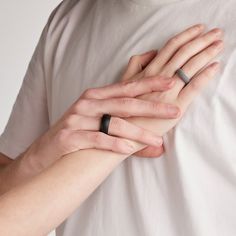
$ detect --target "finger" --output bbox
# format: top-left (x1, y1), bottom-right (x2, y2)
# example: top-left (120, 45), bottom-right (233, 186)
top-left (178, 62), bottom-right (220, 111)
top-left (109, 117), bottom-right (163, 146)
top-left (145, 24), bottom-right (205, 76)
top-left (160, 28), bottom-right (223, 77)
top-left (81, 75), bottom-right (176, 99)
top-left (75, 97), bottom-right (181, 119)
top-left (173, 40), bottom-right (224, 93)
top-left (122, 50), bottom-right (158, 81)
top-left (68, 130), bottom-right (136, 154)
top-left (134, 145), bottom-right (164, 158)
top-left (63, 115), bottom-right (162, 147)
top-left (62, 114), bottom-right (100, 131)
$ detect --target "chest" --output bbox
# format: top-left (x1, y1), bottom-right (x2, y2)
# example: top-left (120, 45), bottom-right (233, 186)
top-left (47, 0), bottom-right (236, 126)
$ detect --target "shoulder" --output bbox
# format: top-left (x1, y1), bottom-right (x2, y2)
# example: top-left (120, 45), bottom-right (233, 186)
top-left (46, 0), bottom-right (96, 36)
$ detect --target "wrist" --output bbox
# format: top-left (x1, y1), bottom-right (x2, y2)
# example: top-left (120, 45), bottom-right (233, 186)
top-left (21, 143), bottom-right (47, 175)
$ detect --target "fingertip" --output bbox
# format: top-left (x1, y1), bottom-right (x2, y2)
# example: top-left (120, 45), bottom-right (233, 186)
top-left (197, 23), bottom-right (206, 31)
top-left (208, 62), bottom-right (221, 76)
top-left (168, 105), bottom-right (181, 118)
top-left (210, 61), bottom-right (220, 70)
top-left (142, 49), bottom-right (158, 56)
top-left (191, 23), bottom-right (205, 32)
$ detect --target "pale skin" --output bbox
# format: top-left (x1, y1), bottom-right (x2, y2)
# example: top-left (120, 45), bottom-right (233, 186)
top-left (0, 24), bottom-right (224, 235)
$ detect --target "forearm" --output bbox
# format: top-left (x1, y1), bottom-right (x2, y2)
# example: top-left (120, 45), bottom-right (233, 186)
top-left (0, 150), bottom-right (42, 195)
top-left (0, 140), bottom-right (145, 236)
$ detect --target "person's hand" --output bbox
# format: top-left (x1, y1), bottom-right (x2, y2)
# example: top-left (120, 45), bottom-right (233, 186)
top-left (25, 73), bottom-right (181, 170)
top-left (121, 24), bottom-right (224, 157)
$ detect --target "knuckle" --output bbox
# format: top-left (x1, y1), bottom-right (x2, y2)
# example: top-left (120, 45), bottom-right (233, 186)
top-left (189, 79), bottom-right (201, 91)
top-left (149, 101), bottom-right (161, 111)
top-left (179, 44), bottom-right (190, 55)
top-left (118, 97), bottom-right (134, 106)
top-left (82, 88), bottom-right (96, 98)
top-left (121, 80), bottom-right (137, 97)
top-left (116, 98), bottom-right (136, 116)
top-left (89, 132), bottom-right (103, 144)
top-left (63, 114), bottom-right (76, 128)
top-left (73, 99), bottom-right (89, 113)
top-left (166, 36), bottom-right (180, 47)
top-left (111, 138), bottom-right (123, 151)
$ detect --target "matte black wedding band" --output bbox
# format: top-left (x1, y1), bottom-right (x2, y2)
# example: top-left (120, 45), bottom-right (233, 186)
top-left (99, 114), bottom-right (111, 134)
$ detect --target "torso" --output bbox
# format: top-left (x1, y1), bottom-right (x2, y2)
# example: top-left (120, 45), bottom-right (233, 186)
top-left (43, 0), bottom-right (236, 235)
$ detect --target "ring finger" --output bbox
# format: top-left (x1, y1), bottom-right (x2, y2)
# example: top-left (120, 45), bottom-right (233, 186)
top-left (64, 115), bottom-right (163, 147)
top-left (173, 39), bottom-right (224, 93)
top-left (159, 28), bottom-right (224, 77)
top-left (145, 24), bottom-right (205, 75)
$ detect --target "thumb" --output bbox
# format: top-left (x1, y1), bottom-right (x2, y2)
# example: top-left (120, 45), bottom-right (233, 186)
top-left (133, 145), bottom-right (164, 158)
top-left (122, 49), bottom-right (158, 82)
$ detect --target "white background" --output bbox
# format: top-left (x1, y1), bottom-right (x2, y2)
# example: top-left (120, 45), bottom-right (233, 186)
top-left (0, 1), bottom-right (62, 235)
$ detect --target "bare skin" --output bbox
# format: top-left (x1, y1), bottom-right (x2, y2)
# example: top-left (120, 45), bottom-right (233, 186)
top-left (0, 24), bottom-right (224, 235)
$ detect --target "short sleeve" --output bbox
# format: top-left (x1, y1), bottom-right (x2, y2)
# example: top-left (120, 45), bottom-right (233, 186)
top-left (0, 3), bottom-right (63, 160)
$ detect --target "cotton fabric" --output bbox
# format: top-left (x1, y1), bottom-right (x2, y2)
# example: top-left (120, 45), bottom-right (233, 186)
top-left (0, 0), bottom-right (236, 235)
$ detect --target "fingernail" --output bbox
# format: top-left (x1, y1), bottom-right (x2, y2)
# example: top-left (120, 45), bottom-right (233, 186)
top-left (151, 49), bottom-right (158, 53)
top-left (145, 49), bottom-right (157, 55)
top-left (212, 28), bottom-right (223, 37)
top-left (211, 62), bottom-right (220, 70)
top-left (168, 105), bottom-right (180, 116)
top-left (214, 40), bottom-right (224, 49)
top-left (195, 23), bottom-right (205, 31)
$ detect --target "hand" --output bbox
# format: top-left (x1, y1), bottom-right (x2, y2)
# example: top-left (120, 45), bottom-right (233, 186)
top-left (26, 73), bottom-right (181, 170)
top-left (122, 24), bottom-right (224, 157)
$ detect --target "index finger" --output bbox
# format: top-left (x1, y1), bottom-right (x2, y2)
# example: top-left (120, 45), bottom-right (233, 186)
top-left (81, 75), bottom-right (176, 99)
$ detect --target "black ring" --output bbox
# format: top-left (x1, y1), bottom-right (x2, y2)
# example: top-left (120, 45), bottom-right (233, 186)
top-left (99, 114), bottom-right (111, 134)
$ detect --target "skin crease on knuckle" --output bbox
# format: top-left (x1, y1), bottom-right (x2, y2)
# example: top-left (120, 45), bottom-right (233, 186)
top-left (118, 98), bottom-right (135, 110)
top-left (122, 80), bottom-right (139, 97)
top-left (82, 88), bottom-right (97, 99)
top-left (90, 132), bottom-right (104, 146)
top-left (73, 99), bottom-right (87, 113)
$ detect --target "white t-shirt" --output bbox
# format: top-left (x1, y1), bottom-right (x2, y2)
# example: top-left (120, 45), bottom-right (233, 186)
top-left (1, 0), bottom-right (236, 235)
